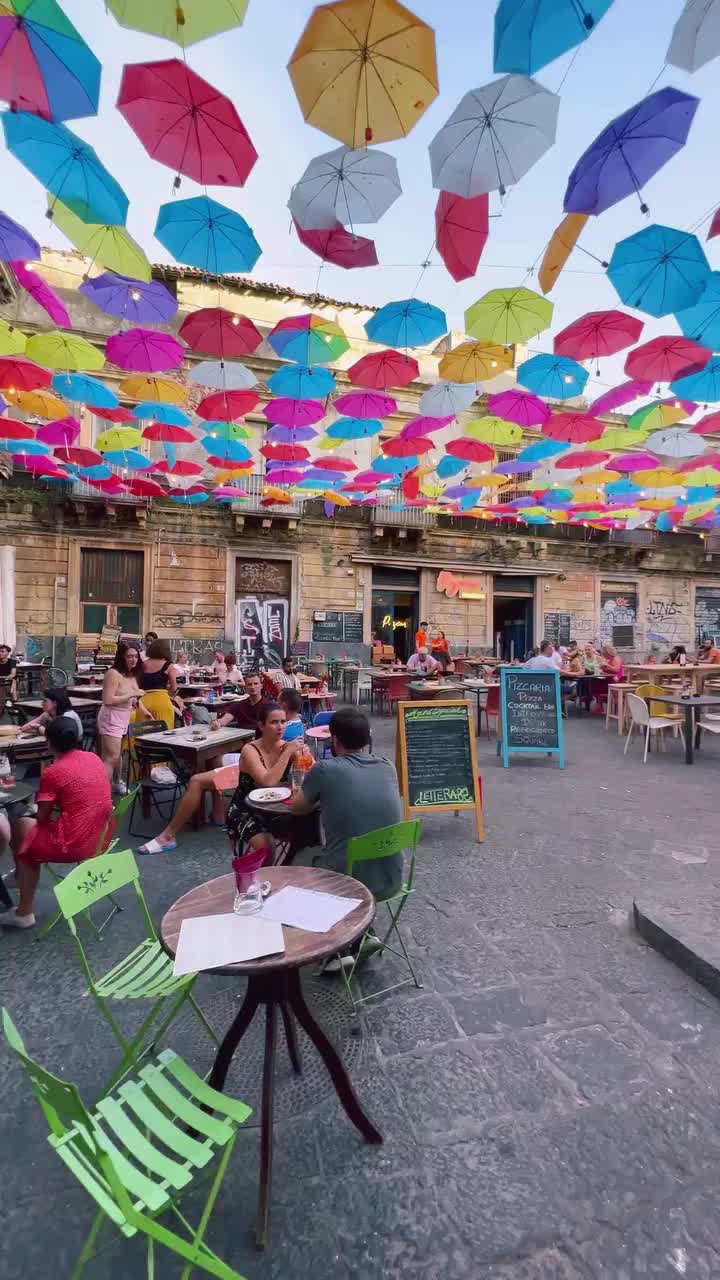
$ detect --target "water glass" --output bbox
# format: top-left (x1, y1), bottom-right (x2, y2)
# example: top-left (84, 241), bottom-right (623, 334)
top-left (232, 856), bottom-right (263, 915)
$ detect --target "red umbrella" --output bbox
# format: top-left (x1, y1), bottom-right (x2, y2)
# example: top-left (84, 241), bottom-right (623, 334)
top-left (709, 209), bottom-right (720, 241)
top-left (196, 389), bottom-right (259, 421)
top-left (88, 404), bottom-right (135, 423)
top-left (293, 218), bottom-right (378, 269)
top-left (117, 59), bottom-right (257, 188)
top-left (87, 476), bottom-right (128, 493)
top-left (554, 310), bottom-right (643, 361)
top-left (125, 477), bottom-right (166, 497)
top-left (556, 450), bottom-right (611, 469)
top-left (312, 456), bottom-right (357, 472)
top-left (402, 472), bottom-right (420, 501)
top-left (0, 420), bottom-right (35, 440)
top-left (542, 413), bottom-right (605, 443)
top-left (0, 356), bottom-right (51, 392)
top-left (435, 191), bottom-right (489, 282)
top-left (382, 436), bottom-right (434, 457)
top-left (154, 458), bottom-right (204, 477)
top-left (205, 456), bottom-right (253, 471)
top-left (179, 307), bottom-right (261, 357)
top-left (106, 327), bottom-right (185, 372)
top-left (141, 422), bottom-right (195, 443)
top-left (690, 412), bottom-right (720, 435)
top-left (54, 446), bottom-right (103, 467)
top-left (259, 443), bottom-right (310, 463)
top-left (348, 349), bottom-right (418, 389)
top-left (624, 336), bottom-right (711, 382)
top-left (446, 438), bottom-right (495, 462)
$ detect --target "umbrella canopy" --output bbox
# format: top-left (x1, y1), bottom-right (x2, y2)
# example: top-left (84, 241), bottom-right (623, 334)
top-left (259, 443), bottom-right (308, 464)
top-left (564, 88), bottom-right (699, 215)
top-left (556, 450), bottom-right (611, 470)
top-left (88, 404), bottom-right (135, 423)
top-left (487, 389), bottom-right (549, 427)
top-left (494, 0), bottom-right (615, 75)
top-left (79, 273), bottom-right (177, 324)
top-left (119, 375), bottom-right (186, 402)
top-left (400, 414), bottom-right (453, 438)
top-left (268, 314), bottom-right (349, 366)
top-left (517, 353), bottom-right (588, 400)
top-left (429, 75), bottom-right (559, 198)
top-left (366, 298), bottom-right (446, 348)
top-left (554, 310), bottom-right (643, 361)
top-left (106, 0), bottom-right (248, 46)
top-left (644, 428), bottom-right (705, 458)
top-left (102, 448), bottom-right (153, 470)
top-left (538, 211), bottom-right (588, 294)
top-left (382, 436), bottom-right (433, 457)
top-left (51, 373), bottom-right (117, 407)
top-left (542, 412), bottom-right (604, 443)
top-left (50, 198), bottom-right (151, 280)
top-left (289, 145), bottom-right (401, 229)
top-left (348, 349), bottom-right (418, 390)
top-left (105, 328), bottom-right (184, 373)
top-left (263, 398), bottom-right (325, 428)
top-left (0, 355), bottom-right (50, 392)
top-left (11, 260), bottom-right (70, 325)
top-left (37, 416), bottom-right (80, 446)
top-left (606, 452), bottom-right (661, 472)
top-left (293, 216), bottom-right (378, 269)
top-left (198, 420), bottom-right (250, 441)
top-left (439, 342), bottom-right (513, 383)
top-left (627, 399), bottom-right (694, 431)
top-left (335, 390), bottom-right (396, 418)
top-left (190, 360), bottom-right (256, 390)
top-left (671, 356), bottom-right (720, 402)
top-left (54, 445), bottom-right (101, 466)
top-left (95, 426), bottom-right (143, 452)
top-left (0, 318), bottom-right (25, 356)
top-left (0, 419), bottom-right (34, 439)
top-left (4, 111), bottom-right (127, 224)
top-left (624, 335), bottom-right (710, 383)
top-left (326, 416), bottom-right (383, 440)
top-left (26, 331), bottom-right (102, 371)
top-left (0, 209), bottom-right (39, 261)
top-left (178, 307), bottom-right (261, 358)
top-left (195, 388), bottom-right (259, 420)
top-left (446, 437), bottom-right (495, 463)
top-left (465, 286), bottom-right (553, 344)
top-left (608, 224), bottom-right (710, 317)
top-left (589, 379), bottom-right (653, 414)
top-left (313, 457), bottom-right (357, 472)
top-left (155, 458), bottom-right (203, 477)
top-left (435, 191), bottom-right (489, 282)
top-left (202, 437), bottom-right (252, 461)
top-left (516, 438), bottom-right (567, 463)
top-left (0, 0), bottom-right (101, 121)
top-left (667, 0), bottom-right (720, 72)
top-left (5, 389), bottom-right (64, 419)
top-left (141, 422), bottom-right (194, 443)
top-left (125, 477), bottom-right (166, 497)
top-left (155, 195), bottom-right (261, 274)
top-left (265, 424), bottom-right (317, 444)
top-left (267, 365), bottom-right (336, 400)
top-left (675, 272), bottom-right (720, 348)
top-left (118, 58), bottom-right (256, 188)
top-left (288, 0), bottom-right (438, 148)
top-left (465, 416), bottom-right (522, 446)
top-left (419, 380), bottom-right (477, 417)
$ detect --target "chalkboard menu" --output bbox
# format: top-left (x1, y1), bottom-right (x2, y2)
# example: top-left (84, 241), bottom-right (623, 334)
top-left (311, 611), bottom-right (364, 643)
top-left (396, 700), bottom-right (483, 841)
top-left (341, 611), bottom-right (364, 642)
top-left (544, 612), bottom-right (571, 646)
top-left (612, 624), bottom-right (635, 649)
top-left (696, 589), bottom-right (720, 644)
top-left (500, 669), bottom-right (564, 768)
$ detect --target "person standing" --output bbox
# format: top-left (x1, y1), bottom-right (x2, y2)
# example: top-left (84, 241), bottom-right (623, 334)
top-left (138, 639), bottom-right (179, 729)
top-left (0, 644), bottom-right (17, 715)
top-left (431, 629), bottom-right (450, 658)
top-left (415, 621), bottom-right (429, 651)
top-left (98, 643), bottom-right (144, 793)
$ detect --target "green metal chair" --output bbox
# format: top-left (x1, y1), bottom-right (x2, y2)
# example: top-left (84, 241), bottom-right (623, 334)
top-left (54, 848), bottom-right (220, 1093)
top-left (340, 819), bottom-right (423, 1009)
top-left (2, 1008), bottom-right (251, 1280)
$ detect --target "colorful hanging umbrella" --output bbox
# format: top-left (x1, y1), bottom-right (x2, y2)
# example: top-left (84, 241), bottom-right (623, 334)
top-left (195, 388), bottom-right (259, 420)
top-left (263, 398), bottom-right (325, 429)
top-left (51, 373), bottom-right (117, 407)
top-left (608, 224), bottom-right (710, 318)
top-left (141, 422), bottom-right (194, 444)
top-left (201, 421), bottom-right (250, 440)
top-left (419, 380), bottom-right (477, 417)
top-left (0, 419), bottom-right (34, 439)
top-left (675, 272), bottom-right (720, 349)
top-left (212, 484), bottom-right (250, 500)
top-left (201, 437), bottom-right (252, 462)
top-left (154, 458), bottom-right (203, 477)
top-left (259, 442), bottom-right (309, 464)
top-left (589, 379), bottom-right (653, 415)
top-left (0, 209), bottom-right (39, 261)
top-left (627, 399), bottom-right (694, 431)
top-left (0, 318), bottom-right (25, 356)
top-left (516, 438), bottom-right (567, 463)
top-left (119, 375), bottom-right (186, 403)
top-left (465, 287), bottom-right (553, 344)
top-left (667, 0), bottom-right (720, 72)
top-left (348, 349), bottom-right (418, 390)
top-left (288, 0), bottom-right (438, 148)
top-left (435, 191), bottom-right (488, 282)
top-left (268, 314), bottom-right (349, 366)
top-left (131, 402), bottom-right (189, 426)
top-left (381, 436), bottom-right (433, 458)
top-left (538, 211), bottom-right (588, 295)
top-left (313, 456), bottom-right (357, 473)
top-left (265, 424), bottom-right (317, 444)
top-left (79, 273), bottom-right (177, 324)
top-left (11, 261), bottom-right (70, 326)
top-left (671, 356), bottom-right (720, 402)
top-left (2, 435), bottom-right (48, 454)
top-left (106, 0), bottom-right (248, 46)
top-left (26, 331), bottom-right (102, 372)
top-left (169, 485), bottom-right (208, 504)
top-left (554, 310), bottom-right (643, 362)
top-left (125, 477), bottom-right (166, 498)
top-left (4, 111), bottom-right (127, 224)
top-left (644, 428), bottom-right (704, 458)
top-left (446, 437), bottom-right (495, 463)
top-left (95, 426), bottom-right (143, 452)
top-left (366, 298), bottom-right (446, 348)
top-left (118, 58), bottom-right (256, 188)
top-left (293, 217), bottom-right (378, 269)
top-left (0, 355), bottom-right (51, 391)
top-left (439, 342), bottom-right (513, 383)
top-left (429, 75), bottom-right (559, 197)
top-left (494, 0), bottom-right (615, 75)
top-left (105, 328), bottom-right (184, 373)
top-left (54, 445), bottom-right (102, 466)
top-left (267, 365), bottom-right (335, 400)
top-left (178, 307), bottom-right (261, 358)
top-left (37, 416), bottom-right (80, 446)
top-left (542, 412), bottom-right (604, 443)
top-left (51, 198), bottom-right (150, 280)
top-left (556, 450), bottom-right (611, 470)
top-left (517, 353), bottom-right (588, 400)
top-left (326, 416), bottom-right (383, 440)
top-left (564, 88), bottom-right (699, 216)
top-left (155, 195), bottom-right (261, 274)
top-left (102, 448), bottom-right (153, 470)
top-left (91, 404), bottom-right (135, 423)
top-left (334, 390), bottom-right (396, 419)
top-left (289, 145), bottom-right (402, 229)
top-left (0, 0), bottom-right (101, 121)
top-left (689, 414), bottom-right (720, 436)
top-left (606, 452), bottom-right (661, 472)
top-left (625, 335), bottom-right (710, 383)
top-left (600, 427), bottom-right (651, 449)
top-left (190, 360), bottom-right (256, 391)
top-left (465, 416), bottom-right (522, 447)
top-left (487, 389), bottom-right (549, 427)
top-left (400, 415), bottom-right (452, 440)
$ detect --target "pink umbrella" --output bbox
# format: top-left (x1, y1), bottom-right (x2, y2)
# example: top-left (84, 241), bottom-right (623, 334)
top-left (690, 412), bottom-right (720, 435)
top-left (334, 390), bottom-right (397, 418)
top-left (11, 261), bottom-right (71, 328)
top-left (213, 484), bottom-right (250, 498)
top-left (312, 456), bottom-right (357, 472)
top-left (556, 450), bottom-right (611, 469)
top-left (36, 415), bottom-right (81, 446)
top-left (293, 218), bottom-right (378, 269)
top-left (605, 452), bottom-right (663, 472)
top-left (487, 390), bottom-right (550, 427)
top-left (263, 398), bottom-right (325, 428)
top-left (542, 413), bottom-right (605, 443)
top-left (106, 328), bottom-right (185, 372)
top-left (348, 349), bottom-right (419, 389)
top-left (400, 414), bottom-right (453, 439)
top-left (587, 380), bottom-right (653, 415)
top-left (264, 467), bottom-right (305, 484)
top-left (435, 191), bottom-right (489, 282)
top-left (709, 209), bottom-right (720, 241)
top-left (87, 476), bottom-right (128, 494)
top-left (14, 454), bottom-right (67, 476)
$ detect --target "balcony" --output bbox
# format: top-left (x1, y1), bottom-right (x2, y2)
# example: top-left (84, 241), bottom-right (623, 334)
top-left (370, 493), bottom-right (436, 529)
top-left (231, 471), bottom-right (304, 517)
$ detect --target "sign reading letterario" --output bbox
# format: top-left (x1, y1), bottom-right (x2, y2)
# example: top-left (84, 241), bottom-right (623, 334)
top-left (500, 669), bottom-right (564, 768)
top-left (396, 700), bottom-right (483, 841)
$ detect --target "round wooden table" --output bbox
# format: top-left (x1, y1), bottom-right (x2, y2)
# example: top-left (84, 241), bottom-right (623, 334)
top-left (160, 865), bottom-right (380, 1248)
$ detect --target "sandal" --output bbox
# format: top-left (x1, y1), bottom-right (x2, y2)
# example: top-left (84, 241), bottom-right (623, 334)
top-left (137, 838), bottom-right (177, 856)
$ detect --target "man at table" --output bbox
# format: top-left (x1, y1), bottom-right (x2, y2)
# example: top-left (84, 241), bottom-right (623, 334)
top-left (264, 655), bottom-right (302, 697)
top-left (212, 672), bottom-right (267, 733)
top-left (698, 639), bottom-right (720, 664)
top-left (407, 647), bottom-right (441, 677)
top-left (0, 643), bottom-right (16, 716)
top-left (523, 641), bottom-right (558, 673)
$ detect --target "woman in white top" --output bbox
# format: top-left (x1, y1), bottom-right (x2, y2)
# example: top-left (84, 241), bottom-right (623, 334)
top-left (19, 686), bottom-right (83, 742)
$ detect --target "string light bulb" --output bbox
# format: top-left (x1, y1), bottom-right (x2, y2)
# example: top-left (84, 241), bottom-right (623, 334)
top-left (131, 290), bottom-right (141, 301)
top-left (232, 316), bottom-right (240, 326)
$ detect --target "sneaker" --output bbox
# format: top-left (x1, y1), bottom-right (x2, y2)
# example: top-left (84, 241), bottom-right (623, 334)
top-left (112, 780), bottom-right (128, 796)
top-left (0, 908), bottom-right (35, 929)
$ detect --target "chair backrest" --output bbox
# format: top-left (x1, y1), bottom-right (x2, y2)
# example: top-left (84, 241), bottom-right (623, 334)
top-left (3, 1007), bottom-right (95, 1138)
top-left (626, 692), bottom-right (650, 727)
top-left (127, 718), bottom-right (167, 745)
top-left (54, 847), bottom-right (150, 931)
top-left (486, 686), bottom-right (500, 715)
top-left (312, 711), bottom-right (333, 727)
top-left (346, 819), bottom-right (421, 889)
top-left (635, 683), bottom-right (673, 719)
top-left (77, 705), bottom-right (98, 752)
top-left (387, 676), bottom-right (410, 702)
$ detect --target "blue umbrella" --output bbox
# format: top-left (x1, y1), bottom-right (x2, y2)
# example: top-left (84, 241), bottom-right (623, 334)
top-left (131, 402), bottom-right (192, 425)
top-left (494, 0), bottom-right (615, 75)
top-left (3, 110), bottom-right (128, 225)
top-left (608, 224), bottom-right (710, 318)
top-left (101, 449), bottom-right (153, 469)
top-left (326, 416), bottom-right (382, 440)
top-left (365, 298), bottom-right (447, 348)
top-left (1, 438), bottom-right (49, 454)
top-left (267, 365), bottom-right (335, 399)
top-left (516, 438), bottom-right (567, 463)
top-left (76, 463), bottom-right (112, 479)
top-left (436, 455), bottom-right (466, 478)
top-left (297, 476), bottom-right (343, 490)
top-left (675, 272), bottom-right (720, 349)
top-left (606, 478), bottom-right (641, 497)
top-left (51, 372), bottom-right (118, 407)
top-left (155, 195), bottom-right (261, 274)
top-left (671, 355), bottom-right (720, 402)
top-left (371, 454), bottom-right (417, 474)
top-left (517, 353), bottom-right (588, 399)
top-left (170, 489), bottom-right (208, 504)
top-left (200, 436), bottom-right (252, 461)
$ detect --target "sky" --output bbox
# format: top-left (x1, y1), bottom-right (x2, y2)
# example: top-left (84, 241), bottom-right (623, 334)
top-left (4, 0), bottom-right (720, 402)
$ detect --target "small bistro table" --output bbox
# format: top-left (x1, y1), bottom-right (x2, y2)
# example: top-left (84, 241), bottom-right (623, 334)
top-left (625, 663), bottom-right (717, 696)
top-left (651, 692), bottom-right (720, 765)
top-left (160, 866), bottom-right (380, 1248)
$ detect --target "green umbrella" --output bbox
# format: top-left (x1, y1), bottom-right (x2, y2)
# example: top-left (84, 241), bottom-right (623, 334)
top-left (106, 0), bottom-right (248, 46)
top-left (465, 416), bottom-right (523, 446)
top-left (599, 426), bottom-right (650, 449)
top-left (51, 197), bottom-right (151, 281)
top-left (26, 331), bottom-right (104, 372)
top-left (465, 286), bottom-right (553, 344)
top-left (201, 420), bottom-right (251, 440)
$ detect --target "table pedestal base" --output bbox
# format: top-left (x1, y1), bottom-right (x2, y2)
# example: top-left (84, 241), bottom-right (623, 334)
top-left (208, 969), bottom-right (382, 1248)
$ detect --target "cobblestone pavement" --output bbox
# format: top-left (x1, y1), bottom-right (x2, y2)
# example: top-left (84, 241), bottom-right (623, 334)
top-left (3, 711), bottom-right (720, 1279)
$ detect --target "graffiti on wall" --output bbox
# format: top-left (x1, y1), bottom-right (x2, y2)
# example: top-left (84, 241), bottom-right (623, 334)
top-left (643, 596), bottom-right (690, 648)
top-left (235, 596), bottom-right (289, 671)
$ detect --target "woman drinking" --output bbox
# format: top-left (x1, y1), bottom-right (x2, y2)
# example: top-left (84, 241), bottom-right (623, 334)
top-left (19, 687), bottom-right (82, 742)
top-left (226, 702), bottom-right (303, 864)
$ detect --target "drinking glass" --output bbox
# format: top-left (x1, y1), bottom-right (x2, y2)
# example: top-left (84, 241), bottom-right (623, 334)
top-left (232, 853), bottom-right (265, 915)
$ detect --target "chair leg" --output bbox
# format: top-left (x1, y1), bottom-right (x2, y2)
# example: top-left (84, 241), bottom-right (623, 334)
top-left (70, 1207), bottom-right (106, 1280)
top-left (643, 725), bottom-right (650, 763)
top-left (623, 721), bottom-right (634, 755)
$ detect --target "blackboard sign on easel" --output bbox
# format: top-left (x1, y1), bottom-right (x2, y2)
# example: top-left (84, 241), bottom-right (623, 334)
top-left (500, 669), bottom-right (564, 768)
top-left (396, 700), bottom-right (483, 841)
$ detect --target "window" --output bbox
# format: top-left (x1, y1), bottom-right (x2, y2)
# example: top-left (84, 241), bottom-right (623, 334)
top-left (80, 548), bottom-right (143, 637)
top-left (600, 581), bottom-right (637, 649)
top-left (695, 587), bottom-right (720, 645)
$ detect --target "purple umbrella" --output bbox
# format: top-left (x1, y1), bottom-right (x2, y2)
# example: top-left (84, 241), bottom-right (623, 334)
top-left (80, 273), bottom-right (178, 324)
top-left (105, 327), bottom-right (184, 372)
top-left (564, 87), bottom-right (699, 215)
top-left (265, 424), bottom-right (319, 443)
top-left (11, 261), bottom-right (70, 326)
top-left (494, 458), bottom-right (531, 475)
top-left (588, 379), bottom-right (653, 415)
top-left (263, 397), bottom-right (326, 428)
top-left (399, 414), bottom-right (453, 439)
top-left (36, 415), bottom-right (81, 446)
top-left (0, 211), bottom-right (39, 262)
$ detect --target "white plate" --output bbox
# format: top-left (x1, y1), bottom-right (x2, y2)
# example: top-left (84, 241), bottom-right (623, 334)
top-left (248, 787), bottom-right (291, 804)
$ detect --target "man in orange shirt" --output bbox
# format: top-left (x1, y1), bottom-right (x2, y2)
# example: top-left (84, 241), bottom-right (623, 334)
top-left (698, 639), bottom-right (720, 664)
top-left (415, 621), bottom-right (428, 651)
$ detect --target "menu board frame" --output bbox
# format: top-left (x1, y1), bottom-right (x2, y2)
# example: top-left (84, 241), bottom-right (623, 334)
top-left (396, 699), bottom-right (483, 842)
top-left (499, 669), bottom-right (564, 769)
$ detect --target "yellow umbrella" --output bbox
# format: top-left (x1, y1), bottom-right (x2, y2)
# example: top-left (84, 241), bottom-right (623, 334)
top-left (314, 434), bottom-right (340, 451)
top-left (420, 481), bottom-right (445, 498)
top-left (465, 287), bottom-right (553, 344)
top-left (544, 509), bottom-right (568, 522)
top-left (262, 485), bottom-right (294, 504)
top-left (538, 212), bottom-right (588, 295)
top-left (599, 426), bottom-right (650, 448)
top-left (214, 464), bottom-right (253, 481)
top-left (465, 415), bottom-right (522, 446)
top-left (438, 342), bottom-right (513, 384)
top-left (5, 388), bottom-right (67, 418)
top-left (51, 197), bottom-right (151, 282)
top-left (684, 467), bottom-right (720, 486)
top-left (572, 485), bottom-right (607, 503)
top-left (634, 467), bottom-right (684, 488)
top-left (323, 490), bottom-right (351, 507)
top-left (637, 497), bottom-right (676, 510)
top-left (686, 500), bottom-right (719, 521)
top-left (120, 375), bottom-right (187, 403)
top-left (288, 0), bottom-right (438, 148)
top-left (581, 469), bottom-right (615, 485)
top-left (466, 472), bottom-right (507, 488)
top-left (96, 426), bottom-right (143, 452)
top-left (26, 331), bottom-right (103, 372)
top-left (0, 320), bottom-right (26, 356)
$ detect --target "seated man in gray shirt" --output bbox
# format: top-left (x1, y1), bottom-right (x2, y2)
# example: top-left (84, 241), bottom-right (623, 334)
top-left (290, 706), bottom-right (403, 897)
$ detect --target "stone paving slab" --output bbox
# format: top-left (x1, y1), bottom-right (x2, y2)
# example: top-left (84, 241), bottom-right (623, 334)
top-left (634, 899), bottom-right (720, 1001)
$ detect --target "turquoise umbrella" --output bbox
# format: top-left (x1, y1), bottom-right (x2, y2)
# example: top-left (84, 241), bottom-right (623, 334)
top-left (3, 110), bottom-right (128, 224)
top-left (517, 353), bottom-right (588, 399)
top-left (326, 416), bottom-right (383, 439)
top-left (131, 401), bottom-right (191, 425)
top-left (52, 373), bottom-right (118, 406)
top-left (365, 298), bottom-right (447, 348)
top-left (155, 195), bottom-right (260, 274)
top-left (494, 0), bottom-right (615, 75)
top-left (268, 365), bottom-right (335, 399)
top-left (608, 223), bottom-right (710, 318)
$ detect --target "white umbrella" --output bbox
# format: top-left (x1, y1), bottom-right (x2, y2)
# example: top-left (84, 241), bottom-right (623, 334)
top-left (644, 428), bottom-right (705, 458)
top-left (419, 380), bottom-right (477, 416)
top-left (429, 74), bottom-right (560, 198)
top-left (190, 360), bottom-right (257, 390)
top-left (288, 145), bottom-right (402, 230)
top-left (667, 0), bottom-right (720, 72)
